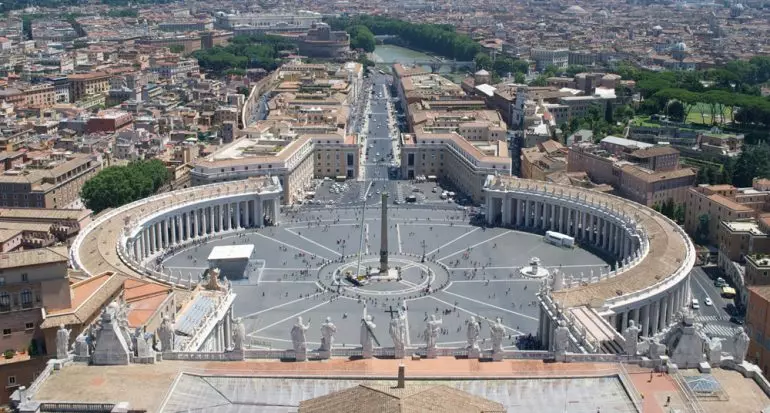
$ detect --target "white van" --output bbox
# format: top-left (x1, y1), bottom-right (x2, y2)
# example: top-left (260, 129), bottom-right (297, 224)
top-left (691, 299), bottom-right (700, 309)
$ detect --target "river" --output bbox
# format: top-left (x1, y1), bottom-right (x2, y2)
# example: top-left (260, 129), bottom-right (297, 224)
top-left (371, 45), bottom-right (452, 73)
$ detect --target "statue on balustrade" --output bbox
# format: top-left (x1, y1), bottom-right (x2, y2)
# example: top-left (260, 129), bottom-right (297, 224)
top-left (732, 326), bottom-right (750, 364)
top-left (320, 317), bottom-right (337, 352)
top-left (466, 316), bottom-right (481, 356)
top-left (389, 309), bottom-right (408, 356)
top-left (290, 316), bottom-right (310, 355)
top-left (425, 314), bottom-right (442, 358)
top-left (488, 317), bottom-right (506, 355)
top-left (623, 320), bottom-right (641, 356)
top-left (553, 320), bottom-right (570, 358)
top-left (232, 317), bottom-right (246, 351)
top-left (158, 315), bottom-right (175, 352)
top-left (360, 305), bottom-right (377, 357)
top-left (56, 324), bottom-right (71, 360)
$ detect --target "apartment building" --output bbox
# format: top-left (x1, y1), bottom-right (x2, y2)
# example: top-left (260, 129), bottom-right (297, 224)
top-left (567, 139), bottom-right (695, 207)
top-left (520, 139), bottom-right (568, 181)
top-left (684, 184), bottom-right (765, 245)
top-left (0, 248), bottom-right (70, 404)
top-left (0, 152), bottom-right (102, 209)
top-left (192, 132), bottom-right (358, 204)
top-left (68, 72), bottom-right (110, 102)
top-left (746, 284), bottom-right (770, 375)
top-left (400, 130), bottom-right (511, 202)
top-left (530, 48), bottom-right (569, 70)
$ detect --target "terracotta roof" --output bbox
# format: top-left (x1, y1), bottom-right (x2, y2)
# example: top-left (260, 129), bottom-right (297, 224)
top-left (299, 384), bottom-right (505, 413)
top-left (707, 194), bottom-right (753, 212)
top-left (620, 165), bottom-right (695, 183)
top-left (630, 146), bottom-right (679, 158)
top-left (41, 272), bottom-right (127, 328)
top-left (0, 246), bottom-right (68, 269)
top-left (749, 285), bottom-right (770, 303)
top-left (124, 278), bottom-right (173, 328)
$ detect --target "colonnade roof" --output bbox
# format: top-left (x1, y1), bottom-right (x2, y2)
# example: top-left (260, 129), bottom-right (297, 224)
top-left (73, 177), bottom-right (278, 280)
top-left (486, 176), bottom-right (692, 309)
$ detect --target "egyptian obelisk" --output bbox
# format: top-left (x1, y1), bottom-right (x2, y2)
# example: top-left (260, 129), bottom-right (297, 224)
top-left (380, 192), bottom-right (389, 273)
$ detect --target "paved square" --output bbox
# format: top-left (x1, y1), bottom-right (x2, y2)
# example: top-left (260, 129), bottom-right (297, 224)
top-left (160, 205), bottom-right (606, 350)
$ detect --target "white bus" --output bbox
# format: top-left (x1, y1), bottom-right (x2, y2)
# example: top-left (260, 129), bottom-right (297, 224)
top-left (545, 231), bottom-right (575, 248)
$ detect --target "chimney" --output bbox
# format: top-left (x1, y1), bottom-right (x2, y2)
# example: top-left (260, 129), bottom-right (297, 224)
top-left (397, 364), bottom-right (406, 389)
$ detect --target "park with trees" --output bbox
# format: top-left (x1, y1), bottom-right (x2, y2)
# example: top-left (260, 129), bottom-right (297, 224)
top-left (192, 34), bottom-right (296, 74)
top-left (81, 160), bottom-right (171, 213)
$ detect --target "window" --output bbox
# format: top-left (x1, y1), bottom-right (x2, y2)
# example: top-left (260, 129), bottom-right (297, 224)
top-left (20, 290), bottom-right (32, 309)
top-left (21, 273), bottom-right (28, 282)
top-left (25, 322), bottom-right (33, 330)
top-left (7, 376), bottom-right (16, 386)
top-left (2, 328), bottom-right (9, 336)
top-left (0, 292), bottom-right (9, 312)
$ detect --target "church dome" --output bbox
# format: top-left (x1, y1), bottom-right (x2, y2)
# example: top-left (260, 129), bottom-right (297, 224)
top-left (475, 69), bottom-right (490, 76)
top-left (673, 42), bottom-right (687, 52)
top-left (653, 25), bottom-right (663, 31)
top-left (596, 10), bottom-right (610, 19)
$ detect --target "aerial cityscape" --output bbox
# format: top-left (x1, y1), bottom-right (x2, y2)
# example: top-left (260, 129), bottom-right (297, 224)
top-left (1, 0), bottom-right (770, 412)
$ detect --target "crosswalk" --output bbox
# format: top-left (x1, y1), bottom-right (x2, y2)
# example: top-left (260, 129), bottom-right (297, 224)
top-left (694, 315), bottom-right (730, 323)
top-left (700, 323), bottom-right (739, 338)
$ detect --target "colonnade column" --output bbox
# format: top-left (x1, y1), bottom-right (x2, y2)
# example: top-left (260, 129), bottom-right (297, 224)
top-left (236, 201), bottom-right (242, 229)
top-left (640, 305), bottom-right (650, 337)
top-left (524, 199), bottom-right (532, 227)
top-left (650, 300), bottom-right (660, 334)
top-left (659, 295), bottom-right (669, 328)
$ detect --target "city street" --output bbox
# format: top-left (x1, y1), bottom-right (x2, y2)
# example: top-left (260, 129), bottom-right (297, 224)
top-left (689, 266), bottom-right (744, 343)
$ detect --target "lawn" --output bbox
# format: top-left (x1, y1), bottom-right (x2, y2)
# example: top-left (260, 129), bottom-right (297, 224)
top-left (685, 102), bottom-right (732, 125)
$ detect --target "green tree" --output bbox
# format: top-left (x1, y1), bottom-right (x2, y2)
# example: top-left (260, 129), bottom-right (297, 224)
top-left (732, 143), bottom-right (770, 187)
top-left (514, 72), bottom-right (526, 84)
top-left (674, 204), bottom-right (686, 224)
top-left (696, 214), bottom-right (711, 244)
top-left (667, 100), bottom-right (685, 121)
top-left (569, 118), bottom-right (581, 134)
top-left (81, 160), bottom-right (170, 213)
top-left (474, 53), bottom-right (492, 70)
top-left (169, 44), bottom-right (185, 54)
top-left (348, 25), bottom-right (376, 52)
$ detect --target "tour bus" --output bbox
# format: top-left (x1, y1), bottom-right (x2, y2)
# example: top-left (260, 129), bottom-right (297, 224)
top-left (721, 286), bottom-right (737, 299)
top-left (544, 231), bottom-right (575, 248)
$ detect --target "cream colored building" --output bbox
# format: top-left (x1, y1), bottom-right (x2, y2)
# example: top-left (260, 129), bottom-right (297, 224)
top-left (400, 129), bottom-right (510, 202)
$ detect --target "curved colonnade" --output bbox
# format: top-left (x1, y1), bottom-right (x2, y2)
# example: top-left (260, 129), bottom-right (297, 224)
top-left (69, 177), bottom-right (282, 287)
top-left (70, 174), bottom-right (694, 344)
top-left (483, 176), bottom-right (696, 338)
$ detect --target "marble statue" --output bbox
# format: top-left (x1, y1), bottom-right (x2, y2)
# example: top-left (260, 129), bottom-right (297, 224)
top-left (232, 318), bottom-right (246, 351)
top-left (290, 316), bottom-right (310, 358)
top-left (134, 327), bottom-right (153, 359)
top-left (389, 309), bottom-right (408, 357)
top-left (553, 320), bottom-right (569, 358)
top-left (360, 305), bottom-right (377, 358)
top-left (623, 320), bottom-right (640, 356)
top-left (158, 315), bottom-right (175, 352)
top-left (488, 317), bottom-right (506, 357)
top-left (56, 324), bottom-right (71, 360)
top-left (74, 335), bottom-right (89, 358)
top-left (708, 337), bottom-right (723, 364)
top-left (425, 314), bottom-right (443, 358)
top-left (732, 326), bottom-right (750, 364)
top-left (647, 337), bottom-right (665, 359)
top-left (466, 316), bottom-right (481, 356)
top-left (320, 317), bottom-right (337, 352)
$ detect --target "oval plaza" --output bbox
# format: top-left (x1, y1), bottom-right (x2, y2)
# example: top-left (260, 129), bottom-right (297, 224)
top-left (69, 170), bottom-right (695, 356)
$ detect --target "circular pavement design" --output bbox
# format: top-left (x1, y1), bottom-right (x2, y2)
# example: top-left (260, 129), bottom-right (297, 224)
top-left (158, 205), bottom-right (608, 351)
